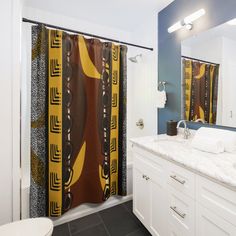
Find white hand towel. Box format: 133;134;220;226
191;135;224;154
156;90;167;108
196;127;236;153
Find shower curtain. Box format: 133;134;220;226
182;58;219;124
31;25;127;217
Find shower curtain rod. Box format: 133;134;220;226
182;55;220;66
22;18;154;51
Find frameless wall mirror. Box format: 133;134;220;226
181;18;236;128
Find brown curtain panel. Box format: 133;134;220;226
30;25;127;217
183;58;219;124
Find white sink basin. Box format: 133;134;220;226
151;138;191;154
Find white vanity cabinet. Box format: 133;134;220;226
132;145;236;236
133;149;168;236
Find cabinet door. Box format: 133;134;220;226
196;204;236;236
133;168;150;225
149;178;167;236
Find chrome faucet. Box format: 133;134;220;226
176;120;190;139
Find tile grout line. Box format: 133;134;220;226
57;201;135;236
125;228;140;236
122;202;137;220
122;202;145;233
67;222;72;236
67;216;102;235
97;212;112;236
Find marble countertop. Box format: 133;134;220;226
130;132;236;190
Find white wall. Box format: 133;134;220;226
221;37;236;127
23;7;132;43
185;37;222;64
0;0;21;225
127;12;158;162
21;22;32;219
0;0;13;225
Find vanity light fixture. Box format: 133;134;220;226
227;18;236;25
168;8;206;33
168;21;182;34
183;9;206;24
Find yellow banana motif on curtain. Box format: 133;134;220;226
79;36;101;79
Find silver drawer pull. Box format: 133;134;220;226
170;206;186;219
170;175;186;185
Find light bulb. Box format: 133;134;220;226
184;9;206;25
168;21;183;33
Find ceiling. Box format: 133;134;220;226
23;0;174;31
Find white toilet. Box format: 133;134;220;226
0;218;53;236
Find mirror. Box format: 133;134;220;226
181;19;236;128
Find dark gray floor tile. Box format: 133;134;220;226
122;201;144;226
53;223;70;236
123;201;133;214
72;223;109;236
99;204;142;236
69;213;102;235
126;227;152;236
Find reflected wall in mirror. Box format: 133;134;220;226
181;18;236;128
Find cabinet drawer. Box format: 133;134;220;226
196;175;236;227
196;204;236;236
168;186;195;236
167;162;195;199
133;145;168;167
133;152;151;173
133;151;167;186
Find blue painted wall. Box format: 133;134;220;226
158;0;236;134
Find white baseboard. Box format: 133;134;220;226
53;194;133;226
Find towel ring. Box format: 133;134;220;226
158;81;166;91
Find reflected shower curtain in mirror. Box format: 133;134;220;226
182;59;219;124
30;25;127;217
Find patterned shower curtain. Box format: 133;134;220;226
31;25;127;217
182;58;219;124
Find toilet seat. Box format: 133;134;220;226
0;218;53;236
